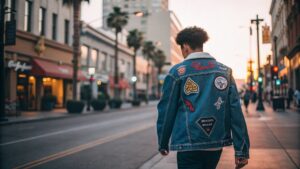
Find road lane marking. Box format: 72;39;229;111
13;123;155;169
1;113;155;146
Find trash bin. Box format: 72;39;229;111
272;96;285;111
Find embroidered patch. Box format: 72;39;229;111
214;76;228;90
197;117;216;136
214;97;224;110
183;99;195;112
184;77;199;95
191;61;215;70
177;66;186;75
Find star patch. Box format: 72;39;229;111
184;77;199;95
214;97;224;110
214;76;228;90
177;66;186;75
197;117;216;136
183;99;195;112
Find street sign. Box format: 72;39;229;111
5;20;16;46
262;24;271;44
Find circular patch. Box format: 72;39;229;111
214;76;228;90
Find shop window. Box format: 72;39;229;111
90;49;98;68
24;0;32;32
39;7;46;36
81;45;89;66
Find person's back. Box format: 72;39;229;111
156;26;250;169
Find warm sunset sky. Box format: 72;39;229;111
82;0;273;79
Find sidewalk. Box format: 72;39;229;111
140;103;300;169
0;101;158;125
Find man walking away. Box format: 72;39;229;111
156;26;250;169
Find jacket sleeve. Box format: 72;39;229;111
156;74;180;151
229;73;250;158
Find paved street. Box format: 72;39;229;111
1;102;300;169
0;104;158;169
140;103;300;169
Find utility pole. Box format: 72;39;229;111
251;14;265;111
0;0;7;121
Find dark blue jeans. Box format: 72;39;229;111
177;149;223;169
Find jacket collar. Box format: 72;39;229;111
185;52;215;60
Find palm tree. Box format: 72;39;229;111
126;29;144;101
152;49;166;98
107;7;129;99
63;0;89;100
142;41;156;103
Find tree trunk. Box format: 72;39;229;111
146;58;150;104
157;67;162;98
72;0;81;101
114;31;119;99
133;49;137;101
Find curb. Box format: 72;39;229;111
0;102;158;126
138;153;163;169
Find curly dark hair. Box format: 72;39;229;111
176;26;209;50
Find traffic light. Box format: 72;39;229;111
276;79;281;86
258;76;263;84
271;66;279;79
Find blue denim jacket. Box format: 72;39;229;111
157;52;250;158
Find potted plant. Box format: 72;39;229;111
131;99;141;106
41;95;57;111
91;93;107;111
108;99;123;109
66;100;85;114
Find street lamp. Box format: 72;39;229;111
87;67;95;111
251;14;265;111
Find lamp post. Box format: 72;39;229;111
0;0;6;121
251;14;265;111
87;67;95;111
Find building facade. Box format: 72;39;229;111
269;0;300;92
102;0;182;70
80;24;150;101
4;0;86;112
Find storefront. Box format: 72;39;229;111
5;58;86;111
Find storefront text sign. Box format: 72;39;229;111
8;60;32;72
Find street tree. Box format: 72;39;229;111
107;7;129;100
126;29;144;101
142;41;156;103
152;49;166;98
63;0;89;100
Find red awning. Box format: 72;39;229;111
31;59;87;80
109;76;130;89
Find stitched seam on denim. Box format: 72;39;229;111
167;73;180;81
180;94;192;143
159;78;176;146
195;116;217;137
170;138;233;146
179;70;227;79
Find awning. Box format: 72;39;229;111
109;76;130;89
31;59;87;80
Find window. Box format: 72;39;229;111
64;19;70;44
39;7;46;35
52;13;57;40
81;45;89;66
90;49;98;68
101;52;108;71
24;0;32;32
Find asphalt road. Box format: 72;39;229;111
0;105;159;169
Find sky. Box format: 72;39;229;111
82;0;273;79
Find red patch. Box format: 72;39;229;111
177;66;186;75
183;99;195;112
191;61;215;70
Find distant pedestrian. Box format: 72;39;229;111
243;90;251;113
251;92;257;103
287;88;294;109
157;26;249;169
295;90;300;108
